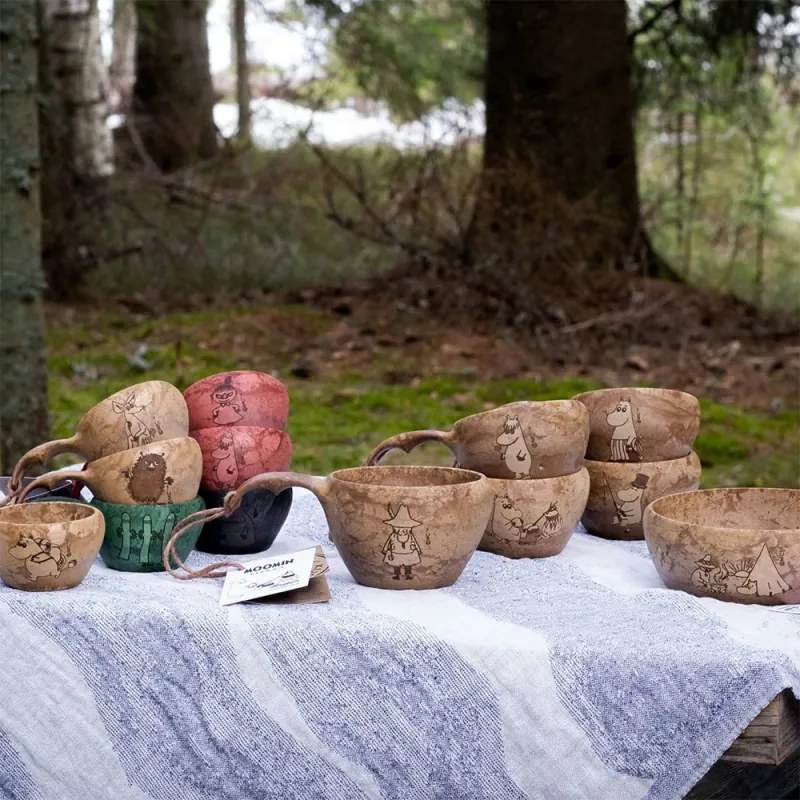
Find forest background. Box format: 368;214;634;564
0;0;798;487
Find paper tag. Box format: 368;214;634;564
219;547;317;606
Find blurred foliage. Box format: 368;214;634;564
285;0;484;120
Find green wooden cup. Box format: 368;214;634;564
92;496;205;572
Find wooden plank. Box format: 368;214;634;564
721;690;800;766
686;750;799;800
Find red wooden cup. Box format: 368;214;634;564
184;371;289;432
191;426;292;491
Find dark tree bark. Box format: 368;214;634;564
475;0;665;277
133;0;217;171
0;0;50;471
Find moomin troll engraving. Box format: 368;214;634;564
9;535;77;579
112;392;164;449
124;452;173;503
210;375;248;426
606;398;643;462
691;545;791;598
211;432;239;486
608;473;649;532
487;496;562;541
381;505;423;581
495;415;533;478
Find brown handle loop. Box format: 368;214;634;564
11;469;88;505
363;429;453;466
163;472;329;580
162;507;245;579
4;437;79;501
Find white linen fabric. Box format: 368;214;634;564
1;488;798;800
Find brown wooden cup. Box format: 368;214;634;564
480;467;590;559
364;400;589;479
582;452;702;541
13;438;202;506
165;466;491;589
573;387;700;463
184;371;289;432
7;381;188;496
644;488;799;605
0;501;105;591
191;426;292;491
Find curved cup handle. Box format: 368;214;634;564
163;472;330;580
6;437;79;497
10;469;87;506
224;472;329;514
363;430;453;467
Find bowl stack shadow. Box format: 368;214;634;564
184;371;293;555
573;388;702;541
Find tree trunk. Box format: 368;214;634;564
474;0;664;278
0;0;51;471
133;0;217;171
232;0;251;144
110;0;137;113
41;0;114;179
39;0;114;298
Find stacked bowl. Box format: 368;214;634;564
365;400;591;559
184;371;293;555
7;381;205;573
573;387;702;540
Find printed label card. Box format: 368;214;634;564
219;547;318;606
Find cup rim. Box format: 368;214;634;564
0;501;100;527
572;386;699;405
183;370;287;394
646;487;800;535
91;436;197;465
452;398;583;428
481;465;588;485
190;425;290;439
332;464;485;488
583;452;699;469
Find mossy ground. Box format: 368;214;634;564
46;303;798;488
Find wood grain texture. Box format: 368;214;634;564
722;691;800;766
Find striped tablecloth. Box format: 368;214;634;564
1;488;798;800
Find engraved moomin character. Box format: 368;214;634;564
381;505;423;581
495;415;533;478
112;392;163;449
211;431;239;487
606;398;642;462
209;376;248;426
610;473;649;533
9;535;77;579
487;496;562;541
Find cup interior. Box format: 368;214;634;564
650;488;799;531
0;501;97;526
335;465;482;488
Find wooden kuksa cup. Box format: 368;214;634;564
573;387;700;463
582;452;702;541
184;371;289;432
364;400;589;480
13;438;203;506
190;426;292;491
7;381;188;496
644;488;799;605
0;502;105;591
164;465;491;589
480;467;590;559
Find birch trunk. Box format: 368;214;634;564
110;0;137;113
41;0;114;179
133;0;217;171
232;0;251;144
0;0;51;471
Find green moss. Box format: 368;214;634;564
45;309;798;487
